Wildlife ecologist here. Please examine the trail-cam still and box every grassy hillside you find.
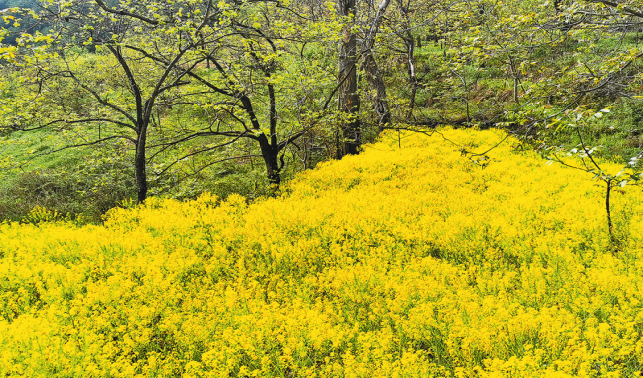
[2,128,643,377]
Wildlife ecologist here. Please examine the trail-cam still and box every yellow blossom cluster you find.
[2,128,643,377]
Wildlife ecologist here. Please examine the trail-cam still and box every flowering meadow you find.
[2,128,643,377]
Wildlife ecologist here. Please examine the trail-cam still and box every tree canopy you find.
[0,0,642,213]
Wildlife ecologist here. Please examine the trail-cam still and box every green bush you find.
[0,162,135,223]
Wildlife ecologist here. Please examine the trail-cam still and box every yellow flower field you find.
[2,128,643,377]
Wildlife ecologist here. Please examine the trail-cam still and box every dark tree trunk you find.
[135,125,148,203]
[258,134,281,188]
[109,44,153,204]
[338,0,360,157]
[362,53,390,131]
[264,154,281,187]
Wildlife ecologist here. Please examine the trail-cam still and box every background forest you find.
[1,0,643,221]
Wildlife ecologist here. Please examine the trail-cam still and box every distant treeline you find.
[0,0,46,45]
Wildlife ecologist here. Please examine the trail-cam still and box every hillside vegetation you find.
[2,0,642,216]
[2,128,643,377]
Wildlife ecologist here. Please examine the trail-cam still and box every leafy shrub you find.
[0,161,135,223]
[632,100,643,127]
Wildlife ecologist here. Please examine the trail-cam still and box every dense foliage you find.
[2,129,643,376]
[1,0,642,219]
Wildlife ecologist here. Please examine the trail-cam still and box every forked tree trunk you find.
[362,0,392,133]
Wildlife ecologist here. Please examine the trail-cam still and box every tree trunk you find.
[398,3,417,119]
[258,134,281,188]
[264,155,281,187]
[337,0,360,157]
[508,57,521,104]
[361,0,392,133]
[406,38,417,119]
[362,53,390,131]
[135,125,148,203]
